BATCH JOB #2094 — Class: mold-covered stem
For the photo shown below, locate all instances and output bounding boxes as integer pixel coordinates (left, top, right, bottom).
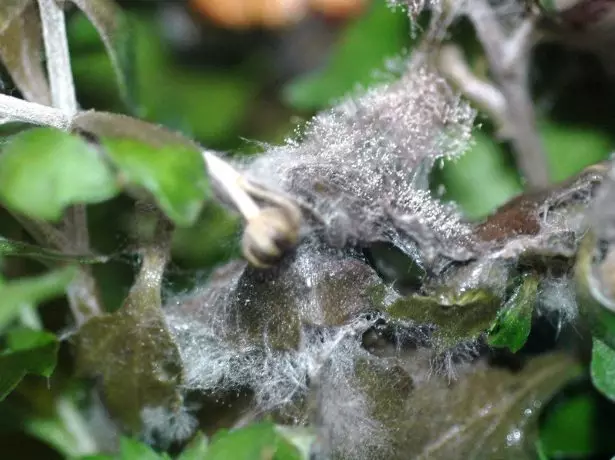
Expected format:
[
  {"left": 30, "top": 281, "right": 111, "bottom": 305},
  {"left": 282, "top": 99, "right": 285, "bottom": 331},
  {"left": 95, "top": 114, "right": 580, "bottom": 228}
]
[{"left": 37, "top": 0, "right": 78, "bottom": 115}]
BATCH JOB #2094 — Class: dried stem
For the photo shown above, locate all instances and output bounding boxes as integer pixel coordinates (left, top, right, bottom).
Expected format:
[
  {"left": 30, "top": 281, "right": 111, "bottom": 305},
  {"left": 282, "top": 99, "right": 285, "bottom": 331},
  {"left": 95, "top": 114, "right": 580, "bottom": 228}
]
[
  {"left": 446, "top": 0, "right": 549, "bottom": 190},
  {"left": 202, "top": 151, "right": 261, "bottom": 220},
  {"left": 37, "top": 0, "right": 77, "bottom": 115},
  {"left": 0, "top": 93, "right": 70, "bottom": 128}
]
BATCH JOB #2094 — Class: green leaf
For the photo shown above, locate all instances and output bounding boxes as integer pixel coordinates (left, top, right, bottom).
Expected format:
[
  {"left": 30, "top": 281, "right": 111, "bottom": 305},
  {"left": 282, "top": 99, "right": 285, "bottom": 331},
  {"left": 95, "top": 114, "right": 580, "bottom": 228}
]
[
  {"left": 101, "top": 137, "right": 209, "bottom": 226},
  {"left": 205, "top": 423, "right": 302, "bottom": 460},
  {"left": 0, "top": 128, "right": 120, "bottom": 221},
  {"left": 177, "top": 432, "right": 208, "bottom": 460},
  {"left": 68, "top": 0, "right": 135, "bottom": 109},
  {"left": 283, "top": 0, "right": 410, "bottom": 110},
  {"left": 438, "top": 131, "right": 522, "bottom": 219},
  {"left": 0, "top": 328, "right": 58, "bottom": 400},
  {"left": 0, "top": 236, "right": 110, "bottom": 264},
  {"left": 0, "top": 3, "right": 50, "bottom": 104},
  {"left": 487, "top": 275, "right": 538, "bottom": 353},
  {"left": 541, "top": 121, "right": 613, "bottom": 183},
  {"left": 539, "top": 381, "right": 615, "bottom": 458},
  {"left": 119, "top": 437, "right": 167, "bottom": 460},
  {"left": 590, "top": 338, "right": 615, "bottom": 402},
  {"left": 387, "top": 288, "right": 501, "bottom": 350},
  {"left": 0, "top": 266, "right": 77, "bottom": 331}
]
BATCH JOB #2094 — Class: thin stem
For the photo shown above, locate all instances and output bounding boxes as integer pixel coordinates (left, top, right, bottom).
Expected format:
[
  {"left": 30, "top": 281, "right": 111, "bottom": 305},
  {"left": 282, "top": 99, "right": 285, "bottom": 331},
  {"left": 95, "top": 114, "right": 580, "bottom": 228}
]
[
  {"left": 203, "top": 151, "right": 261, "bottom": 219},
  {"left": 465, "top": 0, "right": 549, "bottom": 190},
  {"left": 37, "top": 0, "right": 78, "bottom": 115},
  {"left": 0, "top": 93, "right": 70, "bottom": 129}
]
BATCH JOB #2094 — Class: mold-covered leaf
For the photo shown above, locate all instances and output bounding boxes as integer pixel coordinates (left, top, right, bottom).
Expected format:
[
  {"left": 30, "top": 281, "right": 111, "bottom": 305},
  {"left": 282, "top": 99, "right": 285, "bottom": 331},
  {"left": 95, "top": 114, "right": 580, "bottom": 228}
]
[
  {"left": 0, "top": 236, "right": 110, "bottom": 264},
  {"left": 0, "top": 3, "right": 50, "bottom": 105},
  {"left": 0, "top": 128, "right": 120, "bottom": 221},
  {"left": 204, "top": 422, "right": 302, "bottom": 460},
  {"left": 0, "top": 0, "right": 30, "bottom": 35},
  {"left": 487, "top": 275, "right": 538, "bottom": 353},
  {"left": 386, "top": 288, "right": 501, "bottom": 349},
  {"left": 283, "top": 0, "right": 410, "bottom": 110},
  {"left": 68, "top": 0, "right": 135, "bottom": 108},
  {"left": 74, "top": 241, "right": 184, "bottom": 433},
  {"left": 177, "top": 432, "right": 208, "bottom": 460},
  {"left": 0, "top": 328, "right": 59, "bottom": 400},
  {"left": 590, "top": 338, "right": 615, "bottom": 402},
  {"left": 247, "top": 63, "right": 477, "bottom": 265},
  {"left": 0, "top": 266, "right": 77, "bottom": 331},
  {"left": 101, "top": 137, "right": 209, "bottom": 227},
  {"left": 350, "top": 352, "right": 581, "bottom": 459}
]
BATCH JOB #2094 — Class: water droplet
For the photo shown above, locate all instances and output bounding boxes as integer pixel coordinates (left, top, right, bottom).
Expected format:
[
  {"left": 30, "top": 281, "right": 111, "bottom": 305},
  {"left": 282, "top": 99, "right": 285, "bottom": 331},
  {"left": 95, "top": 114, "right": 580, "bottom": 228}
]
[{"left": 506, "top": 428, "right": 522, "bottom": 446}]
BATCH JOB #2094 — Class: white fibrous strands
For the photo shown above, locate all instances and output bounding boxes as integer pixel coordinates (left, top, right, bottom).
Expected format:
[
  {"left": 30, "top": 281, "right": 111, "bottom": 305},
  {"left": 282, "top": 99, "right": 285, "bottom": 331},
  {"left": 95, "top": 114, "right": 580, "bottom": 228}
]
[{"left": 242, "top": 64, "right": 477, "bottom": 265}]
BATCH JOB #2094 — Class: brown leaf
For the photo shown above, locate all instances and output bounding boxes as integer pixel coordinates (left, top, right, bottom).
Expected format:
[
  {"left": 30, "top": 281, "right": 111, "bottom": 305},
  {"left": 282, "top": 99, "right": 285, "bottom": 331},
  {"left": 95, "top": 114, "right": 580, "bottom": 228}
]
[
  {"left": 0, "top": 3, "right": 50, "bottom": 105},
  {"left": 338, "top": 352, "right": 582, "bottom": 459},
  {"left": 0, "top": 0, "right": 30, "bottom": 36},
  {"left": 74, "top": 218, "right": 184, "bottom": 433},
  {"left": 72, "top": 110, "right": 201, "bottom": 150}
]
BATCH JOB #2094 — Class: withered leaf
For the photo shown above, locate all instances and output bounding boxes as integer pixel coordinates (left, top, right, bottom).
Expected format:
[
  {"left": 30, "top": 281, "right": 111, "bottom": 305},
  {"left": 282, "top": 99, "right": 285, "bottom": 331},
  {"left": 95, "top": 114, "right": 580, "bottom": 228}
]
[
  {"left": 68, "top": 0, "right": 135, "bottom": 107},
  {"left": 386, "top": 288, "right": 501, "bottom": 350},
  {"left": 72, "top": 110, "right": 200, "bottom": 150},
  {"left": 353, "top": 352, "right": 581, "bottom": 459},
  {"left": 0, "top": 0, "right": 30, "bottom": 36},
  {"left": 0, "top": 3, "right": 50, "bottom": 105},
  {"left": 170, "top": 245, "right": 387, "bottom": 352},
  {"left": 75, "top": 241, "right": 184, "bottom": 433}
]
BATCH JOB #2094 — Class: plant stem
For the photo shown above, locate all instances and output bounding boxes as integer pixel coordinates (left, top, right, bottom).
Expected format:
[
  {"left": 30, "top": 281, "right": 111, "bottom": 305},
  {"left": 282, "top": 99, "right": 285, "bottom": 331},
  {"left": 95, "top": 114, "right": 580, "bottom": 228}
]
[
  {"left": 37, "top": 0, "right": 78, "bottom": 115},
  {"left": 0, "top": 93, "right": 70, "bottom": 128}
]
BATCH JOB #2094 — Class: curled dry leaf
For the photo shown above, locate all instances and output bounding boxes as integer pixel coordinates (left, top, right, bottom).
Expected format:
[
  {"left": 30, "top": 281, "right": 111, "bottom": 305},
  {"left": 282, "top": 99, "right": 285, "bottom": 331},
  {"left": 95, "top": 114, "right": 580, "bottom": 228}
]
[{"left": 0, "top": 3, "right": 51, "bottom": 105}]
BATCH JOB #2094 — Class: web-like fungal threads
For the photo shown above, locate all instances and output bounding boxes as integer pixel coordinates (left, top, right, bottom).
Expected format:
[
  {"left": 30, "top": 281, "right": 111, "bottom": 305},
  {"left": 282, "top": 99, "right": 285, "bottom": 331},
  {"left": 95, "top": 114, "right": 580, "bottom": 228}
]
[{"left": 243, "top": 65, "right": 477, "bottom": 264}]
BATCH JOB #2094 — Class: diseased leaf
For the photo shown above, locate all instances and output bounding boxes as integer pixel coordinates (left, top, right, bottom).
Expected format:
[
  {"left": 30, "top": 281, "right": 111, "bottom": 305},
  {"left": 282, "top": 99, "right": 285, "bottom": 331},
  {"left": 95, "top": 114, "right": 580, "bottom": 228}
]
[
  {"left": 74, "top": 240, "right": 184, "bottom": 433},
  {"left": 0, "top": 266, "right": 77, "bottom": 331},
  {"left": 0, "top": 0, "right": 30, "bottom": 35},
  {"left": 72, "top": 111, "right": 201, "bottom": 151},
  {"left": 0, "top": 328, "right": 59, "bottom": 400},
  {"left": 591, "top": 338, "right": 615, "bottom": 402},
  {"left": 68, "top": 0, "right": 135, "bottom": 108},
  {"left": 283, "top": 0, "right": 410, "bottom": 110},
  {"left": 387, "top": 288, "right": 501, "bottom": 349},
  {"left": 0, "top": 236, "right": 110, "bottom": 264},
  {"left": 177, "top": 432, "right": 208, "bottom": 460},
  {"left": 487, "top": 275, "right": 538, "bottom": 353},
  {"left": 354, "top": 352, "right": 581, "bottom": 459},
  {"left": 0, "top": 128, "right": 120, "bottom": 221},
  {"left": 101, "top": 137, "right": 208, "bottom": 227},
  {"left": 204, "top": 422, "right": 302, "bottom": 460},
  {"left": 0, "top": 3, "right": 50, "bottom": 104}
]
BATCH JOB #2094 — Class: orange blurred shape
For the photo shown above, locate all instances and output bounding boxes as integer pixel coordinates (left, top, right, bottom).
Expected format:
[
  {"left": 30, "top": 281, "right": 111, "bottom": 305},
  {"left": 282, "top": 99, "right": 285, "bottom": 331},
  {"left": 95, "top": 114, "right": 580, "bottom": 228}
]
[
  {"left": 190, "top": 0, "right": 366, "bottom": 28},
  {"left": 310, "top": 0, "right": 367, "bottom": 18}
]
